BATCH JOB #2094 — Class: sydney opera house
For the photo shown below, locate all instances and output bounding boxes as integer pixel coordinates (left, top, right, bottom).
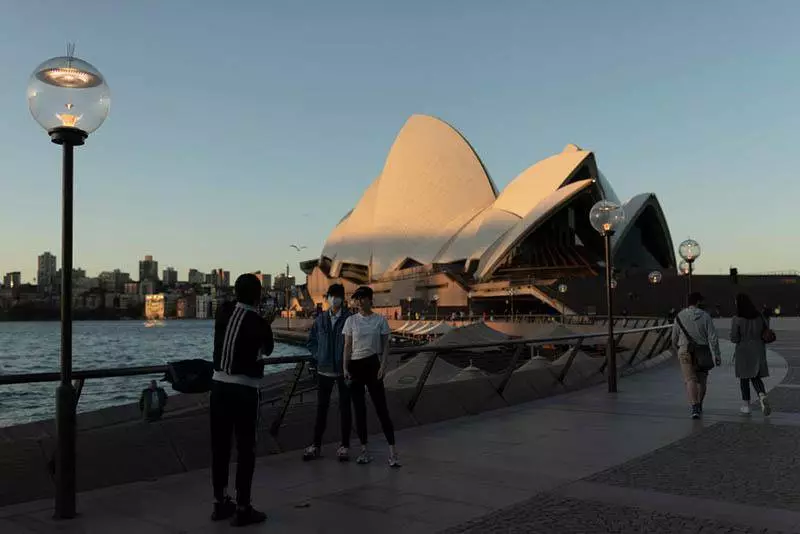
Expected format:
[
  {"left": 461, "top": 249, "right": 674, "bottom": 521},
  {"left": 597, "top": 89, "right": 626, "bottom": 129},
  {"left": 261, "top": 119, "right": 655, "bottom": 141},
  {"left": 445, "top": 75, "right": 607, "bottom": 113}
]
[{"left": 300, "top": 114, "right": 675, "bottom": 316}]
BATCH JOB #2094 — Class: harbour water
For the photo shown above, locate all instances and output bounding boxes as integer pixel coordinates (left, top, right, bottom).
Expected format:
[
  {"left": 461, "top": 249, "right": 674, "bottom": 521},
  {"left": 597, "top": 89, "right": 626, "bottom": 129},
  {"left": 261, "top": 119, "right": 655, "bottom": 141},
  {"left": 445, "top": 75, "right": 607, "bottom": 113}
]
[{"left": 0, "top": 320, "right": 306, "bottom": 428}]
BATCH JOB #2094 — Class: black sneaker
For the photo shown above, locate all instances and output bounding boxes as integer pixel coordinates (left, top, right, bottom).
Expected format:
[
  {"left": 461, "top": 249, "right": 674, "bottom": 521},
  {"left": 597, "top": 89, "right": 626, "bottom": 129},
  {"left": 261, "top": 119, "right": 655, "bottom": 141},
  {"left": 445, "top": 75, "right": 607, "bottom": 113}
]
[
  {"left": 211, "top": 497, "right": 236, "bottom": 521},
  {"left": 691, "top": 405, "right": 701, "bottom": 420},
  {"left": 231, "top": 505, "right": 267, "bottom": 527}
]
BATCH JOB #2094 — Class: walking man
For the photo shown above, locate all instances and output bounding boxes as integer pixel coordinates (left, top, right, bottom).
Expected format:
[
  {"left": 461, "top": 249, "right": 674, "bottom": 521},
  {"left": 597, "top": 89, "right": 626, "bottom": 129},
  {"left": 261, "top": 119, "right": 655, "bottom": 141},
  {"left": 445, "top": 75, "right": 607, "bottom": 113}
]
[
  {"left": 303, "top": 283, "right": 353, "bottom": 461},
  {"left": 210, "top": 273, "right": 274, "bottom": 526},
  {"left": 672, "top": 292, "right": 722, "bottom": 419}
]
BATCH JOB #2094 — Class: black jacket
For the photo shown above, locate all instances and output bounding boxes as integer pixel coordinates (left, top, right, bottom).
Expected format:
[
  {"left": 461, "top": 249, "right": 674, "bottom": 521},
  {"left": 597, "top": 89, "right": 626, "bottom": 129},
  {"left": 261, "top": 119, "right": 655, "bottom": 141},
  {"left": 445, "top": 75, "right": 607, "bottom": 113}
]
[{"left": 213, "top": 301, "right": 274, "bottom": 379}]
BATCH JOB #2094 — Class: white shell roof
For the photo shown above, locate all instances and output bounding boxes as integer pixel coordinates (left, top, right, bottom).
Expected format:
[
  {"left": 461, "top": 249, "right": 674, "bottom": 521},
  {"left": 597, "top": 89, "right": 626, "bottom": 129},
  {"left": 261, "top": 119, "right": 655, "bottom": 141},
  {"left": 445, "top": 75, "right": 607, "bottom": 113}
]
[
  {"left": 492, "top": 145, "right": 592, "bottom": 217},
  {"left": 611, "top": 193, "right": 671, "bottom": 255},
  {"left": 319, "top": 114, "right": 643, "bottom": 281},
  {"left": 321, "top": 114, "right": 497, "bottom": 275},
  {"left": 476, "top": 179, "right": 597, "bottom": 279}
]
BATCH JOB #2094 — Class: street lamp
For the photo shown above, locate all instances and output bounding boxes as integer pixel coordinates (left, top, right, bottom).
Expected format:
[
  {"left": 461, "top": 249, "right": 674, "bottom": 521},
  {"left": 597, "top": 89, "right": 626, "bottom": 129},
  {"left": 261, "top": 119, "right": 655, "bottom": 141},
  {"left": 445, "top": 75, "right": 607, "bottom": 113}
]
[
  {"left": 432, "top": 294, "right": 440, "bottom": 321},
  {"left": 589, "top": 200, "right": 626, "bottom": 393},
  {"left": 648, "top": 270, "right": 662, "bottom": 285},
  {"left": 28, "top": 46, "right": 110, "bottom": 520},
  {"left": 678, "top": 239, "right": 701, "bottom": 294},
  {"left": 507, "top": 288, "right": 516, "bottom": 321},
  {"left": 678, "top": 261, "right": 690, "bottom": 276},
  {"left": 558, "top": 283, "right": 568, "bottom": 323},
  {"left": 467, "top": 291, "right": 474, "bottom": 319},
  {"left": 406, "top": 296, "right": 413, "bottom": 321}
]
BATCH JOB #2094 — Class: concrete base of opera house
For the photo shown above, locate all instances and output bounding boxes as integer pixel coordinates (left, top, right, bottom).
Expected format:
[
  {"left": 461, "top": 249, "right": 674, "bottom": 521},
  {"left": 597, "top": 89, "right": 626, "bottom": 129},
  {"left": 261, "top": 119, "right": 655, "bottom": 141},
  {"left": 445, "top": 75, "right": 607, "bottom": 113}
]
[{"left": 0, "top": 340, "right": 674, "bottom": 508}]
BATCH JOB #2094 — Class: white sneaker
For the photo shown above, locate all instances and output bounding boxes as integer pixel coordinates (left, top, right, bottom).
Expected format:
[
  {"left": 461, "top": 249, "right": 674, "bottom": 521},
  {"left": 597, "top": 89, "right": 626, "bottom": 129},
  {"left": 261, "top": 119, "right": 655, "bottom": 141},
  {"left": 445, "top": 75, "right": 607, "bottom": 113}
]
[
  {"left": 740, "top": 404, "right": 752, "bottom": 415},
  {"left": 759, "top": 394, "right": 772, "bottom": 416}
]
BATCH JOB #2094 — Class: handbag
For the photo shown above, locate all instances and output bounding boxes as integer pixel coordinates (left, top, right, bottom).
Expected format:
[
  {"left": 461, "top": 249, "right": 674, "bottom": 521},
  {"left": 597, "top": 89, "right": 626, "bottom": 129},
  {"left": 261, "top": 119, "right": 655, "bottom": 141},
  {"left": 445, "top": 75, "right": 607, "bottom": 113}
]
[
  {"left": 760, "top": 314, "right": 776, "bottom": 344},
  {"left": 163, "top": 359, "right": 214, "bottom": 394},
  {"left": 675, "top": 316, "right": 715, "bottom": 372}
]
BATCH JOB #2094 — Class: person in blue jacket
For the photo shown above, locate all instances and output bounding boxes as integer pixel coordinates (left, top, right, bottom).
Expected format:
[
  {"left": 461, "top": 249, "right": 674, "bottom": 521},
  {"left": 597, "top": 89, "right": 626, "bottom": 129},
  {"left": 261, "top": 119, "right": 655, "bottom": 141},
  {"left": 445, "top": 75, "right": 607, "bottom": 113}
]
[{"left": 303, "top": 283, "right": 353, "bottom": 461}]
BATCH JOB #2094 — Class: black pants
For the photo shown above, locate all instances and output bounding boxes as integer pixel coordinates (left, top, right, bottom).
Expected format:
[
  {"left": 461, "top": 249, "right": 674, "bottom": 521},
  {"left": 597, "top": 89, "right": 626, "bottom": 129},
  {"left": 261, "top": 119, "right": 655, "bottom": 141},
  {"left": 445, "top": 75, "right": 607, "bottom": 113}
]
[
  {"left": 740, "top": 378, "right": 766, "bottom": 401},
  {"left": 313, "top": 375, "right": 352, "bottom": 448},
  {"left": 210, "top": 381, "right": 259, "bottom": 506},
  {"left": 349, "top": 355, "right": 395, "bottom": 446}
]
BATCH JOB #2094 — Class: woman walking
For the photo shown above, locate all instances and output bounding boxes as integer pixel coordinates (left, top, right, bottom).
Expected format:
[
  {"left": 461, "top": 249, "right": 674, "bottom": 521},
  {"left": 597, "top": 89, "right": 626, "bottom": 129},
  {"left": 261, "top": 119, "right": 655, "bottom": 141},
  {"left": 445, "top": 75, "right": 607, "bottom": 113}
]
[
  {"left": 731, "top": 293, "right": 772, "bottom": 416},
  {"left": 342, "top": 286, "right": 401, "bottom": 468}
]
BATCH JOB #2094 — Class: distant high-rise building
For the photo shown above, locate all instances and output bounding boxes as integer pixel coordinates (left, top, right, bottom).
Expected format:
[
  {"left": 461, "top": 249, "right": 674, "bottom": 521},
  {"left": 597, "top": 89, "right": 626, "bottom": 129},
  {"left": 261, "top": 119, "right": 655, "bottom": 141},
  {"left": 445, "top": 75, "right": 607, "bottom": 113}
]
[
  {"left": 188, "top": 269, "right": 205, "bottom": 285},
  {"left": 252, "top": 271, "right": 272, "bottom": 293},
  {"left": 138, "top": 255, "right": 159, "bottom": 282},
  {"left": 204, "top": 272, "right": 215, "bottom": 285},
  {"left": 37, "top": 252, "right": 57, "bottom": 293},
  {"left": 3, "top": 271, "right": 21, "bottom": 289},
  {"left": 163, "top": 267, "right": 178, "bottom": 287},
  {"left": 98, "top": 269, "right": 131, "bottom": 292},
  {"left": 55, "top": 268, "right": 86, "bottom": 285},
  {"left": 214, "top": 268, "right": 230, "bottom": 288},
  {"left": 273, "top": 273, "right": 296, "bottom": 292}
]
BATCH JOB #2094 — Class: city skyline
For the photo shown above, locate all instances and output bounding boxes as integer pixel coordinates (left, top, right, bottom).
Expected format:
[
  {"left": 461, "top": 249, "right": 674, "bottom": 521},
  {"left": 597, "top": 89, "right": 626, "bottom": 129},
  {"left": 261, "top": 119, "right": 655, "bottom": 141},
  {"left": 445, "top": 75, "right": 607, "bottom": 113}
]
[
  {"left": 1, "top": 2, "right": 799, "bottom": 277},
  {"left": 4, "top": 251, "right": 288, "bottom": 287}
]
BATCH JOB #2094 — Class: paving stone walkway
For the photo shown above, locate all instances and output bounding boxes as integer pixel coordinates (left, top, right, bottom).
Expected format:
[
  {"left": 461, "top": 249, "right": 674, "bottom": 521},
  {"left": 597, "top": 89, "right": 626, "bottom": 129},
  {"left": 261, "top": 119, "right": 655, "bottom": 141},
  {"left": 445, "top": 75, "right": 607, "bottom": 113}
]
[{"left": 1, "top": 328, "right": 799, "bottom": 533}]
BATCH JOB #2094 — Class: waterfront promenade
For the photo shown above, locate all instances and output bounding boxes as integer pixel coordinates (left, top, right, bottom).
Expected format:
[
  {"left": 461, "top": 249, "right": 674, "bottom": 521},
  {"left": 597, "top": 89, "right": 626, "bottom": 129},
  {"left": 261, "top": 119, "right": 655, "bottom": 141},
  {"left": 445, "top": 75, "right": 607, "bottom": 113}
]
[{"left": 2, "top": 326, "right": 800, "bottom": 533}]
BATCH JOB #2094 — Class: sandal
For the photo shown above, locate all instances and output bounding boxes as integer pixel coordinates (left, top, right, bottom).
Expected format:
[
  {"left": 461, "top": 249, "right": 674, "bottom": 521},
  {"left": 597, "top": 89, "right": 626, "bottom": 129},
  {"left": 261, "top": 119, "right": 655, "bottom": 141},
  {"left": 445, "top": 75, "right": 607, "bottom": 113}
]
[{"left": 302, "top": 445, "right": 320, "bottom": 461}]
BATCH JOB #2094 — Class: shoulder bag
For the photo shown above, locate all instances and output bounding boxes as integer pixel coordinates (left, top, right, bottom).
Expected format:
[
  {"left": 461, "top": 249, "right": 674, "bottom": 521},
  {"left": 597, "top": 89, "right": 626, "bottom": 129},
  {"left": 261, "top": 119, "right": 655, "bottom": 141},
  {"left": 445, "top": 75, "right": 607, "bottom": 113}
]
[
  {"left": 675, "top": 316, "right": 715, "bottom": 372},
  {"left": 760, "top": 314, "right": 776, "bottom": 344}
]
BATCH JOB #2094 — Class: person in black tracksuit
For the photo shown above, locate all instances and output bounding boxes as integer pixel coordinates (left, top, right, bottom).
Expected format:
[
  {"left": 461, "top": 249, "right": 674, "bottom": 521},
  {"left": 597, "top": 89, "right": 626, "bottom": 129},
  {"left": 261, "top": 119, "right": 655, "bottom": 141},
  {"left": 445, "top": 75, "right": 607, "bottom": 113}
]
[{"left": 210, "top": 273, "right": 274, "bottom": 527}]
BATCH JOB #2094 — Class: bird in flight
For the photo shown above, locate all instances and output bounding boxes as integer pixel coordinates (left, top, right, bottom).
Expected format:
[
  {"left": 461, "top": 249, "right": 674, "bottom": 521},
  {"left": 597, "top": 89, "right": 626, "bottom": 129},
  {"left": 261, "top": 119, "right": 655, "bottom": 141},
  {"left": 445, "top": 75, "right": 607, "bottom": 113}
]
[{"left": 290, "top": 244, "right": 307, "bottom": 251}]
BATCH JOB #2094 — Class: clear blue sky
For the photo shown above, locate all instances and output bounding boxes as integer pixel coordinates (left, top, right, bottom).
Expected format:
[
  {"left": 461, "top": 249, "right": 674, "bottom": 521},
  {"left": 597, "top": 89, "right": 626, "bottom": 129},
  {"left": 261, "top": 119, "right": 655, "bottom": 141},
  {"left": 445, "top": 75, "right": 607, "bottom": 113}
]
[{"left": 1, "top": 0, "right": 798, "bottom": 281}]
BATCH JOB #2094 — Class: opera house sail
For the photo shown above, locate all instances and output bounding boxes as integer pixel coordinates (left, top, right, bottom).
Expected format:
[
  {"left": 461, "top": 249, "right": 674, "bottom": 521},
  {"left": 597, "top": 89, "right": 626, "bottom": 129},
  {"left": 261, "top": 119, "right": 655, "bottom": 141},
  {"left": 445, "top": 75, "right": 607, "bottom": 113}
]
[{"left": 300, "top": 114, "right": 674, "bottom": 315}]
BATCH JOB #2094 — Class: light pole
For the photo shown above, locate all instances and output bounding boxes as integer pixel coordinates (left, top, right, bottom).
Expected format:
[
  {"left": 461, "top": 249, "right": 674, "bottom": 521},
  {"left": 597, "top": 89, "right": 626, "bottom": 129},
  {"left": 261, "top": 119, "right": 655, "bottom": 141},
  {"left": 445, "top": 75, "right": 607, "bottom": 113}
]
[
  {"left": 558, "top": 283, "right": 568, "bottom": 323},
  {"left": 28, "top": 46, "right": 110, "bottom": 519},
  {"left": 406, "top": 296, "right": 412, "bottom": 321},
  {"left": 589, "top": 200, "right": 626, "bottom": 394},
  {"left": 678, "top": 239, "right": 701, "bottom": 296},
  {"left": 432, "top": 294, "right": 440, "bottom": 321},
  {"left": 467, "top": 291, "right": 474, "bottom": 320}
]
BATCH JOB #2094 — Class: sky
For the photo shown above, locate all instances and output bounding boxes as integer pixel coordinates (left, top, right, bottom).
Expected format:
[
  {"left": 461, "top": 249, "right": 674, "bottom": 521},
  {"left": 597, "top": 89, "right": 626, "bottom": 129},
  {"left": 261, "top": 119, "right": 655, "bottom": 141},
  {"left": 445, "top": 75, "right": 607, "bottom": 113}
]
[{"left": 1, "top": 0, "right": 798, "bottom": 282}]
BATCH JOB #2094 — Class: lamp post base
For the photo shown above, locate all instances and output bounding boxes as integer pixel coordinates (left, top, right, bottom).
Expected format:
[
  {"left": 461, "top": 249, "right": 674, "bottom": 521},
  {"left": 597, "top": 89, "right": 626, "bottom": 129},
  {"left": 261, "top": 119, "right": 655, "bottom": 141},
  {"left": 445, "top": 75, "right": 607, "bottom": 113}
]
[{"left": 54, "top": 382, "right": 77, "bottom": 519}]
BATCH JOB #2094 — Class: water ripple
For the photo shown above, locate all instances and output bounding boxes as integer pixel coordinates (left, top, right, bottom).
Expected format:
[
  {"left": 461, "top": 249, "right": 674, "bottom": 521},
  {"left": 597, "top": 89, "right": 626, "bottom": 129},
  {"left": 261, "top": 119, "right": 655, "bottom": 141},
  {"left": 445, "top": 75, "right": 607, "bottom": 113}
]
[{"left": 0, "top": 320, "right": 306, "bottom": 427}]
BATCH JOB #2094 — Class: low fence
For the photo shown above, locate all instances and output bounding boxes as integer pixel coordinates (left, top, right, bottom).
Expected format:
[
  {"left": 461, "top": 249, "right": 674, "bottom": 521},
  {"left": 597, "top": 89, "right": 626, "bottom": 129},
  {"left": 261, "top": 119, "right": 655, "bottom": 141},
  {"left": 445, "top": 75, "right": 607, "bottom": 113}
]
[{"left": 0, "top": 319, "right": 674, "bottom": 508}]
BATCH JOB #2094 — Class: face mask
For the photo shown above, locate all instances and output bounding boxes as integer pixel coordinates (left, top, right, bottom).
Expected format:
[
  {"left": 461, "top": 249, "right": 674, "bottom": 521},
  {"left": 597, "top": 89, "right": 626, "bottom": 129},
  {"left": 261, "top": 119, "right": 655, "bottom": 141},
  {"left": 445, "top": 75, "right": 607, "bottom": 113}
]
[{"left": 328, "top": 296, "right": 342, "bottom": 308}]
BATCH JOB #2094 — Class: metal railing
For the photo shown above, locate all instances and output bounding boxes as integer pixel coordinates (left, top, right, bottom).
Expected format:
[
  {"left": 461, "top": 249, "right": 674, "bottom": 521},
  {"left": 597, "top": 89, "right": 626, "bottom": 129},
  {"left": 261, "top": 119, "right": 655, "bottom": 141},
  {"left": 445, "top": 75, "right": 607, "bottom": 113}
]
[
  {"left": 0, "top": 321, "right": 674, "bottom": 426},
  {"left": 0, "top": 319, "right": 674, "bottom": 517}
]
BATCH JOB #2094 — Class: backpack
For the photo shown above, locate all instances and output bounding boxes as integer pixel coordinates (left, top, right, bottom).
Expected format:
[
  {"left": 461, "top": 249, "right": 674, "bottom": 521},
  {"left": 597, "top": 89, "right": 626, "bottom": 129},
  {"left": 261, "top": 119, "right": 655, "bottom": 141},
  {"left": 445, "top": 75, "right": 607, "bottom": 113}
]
[{"left": 163, "top": 359, "right": 214, "bottom": 394}]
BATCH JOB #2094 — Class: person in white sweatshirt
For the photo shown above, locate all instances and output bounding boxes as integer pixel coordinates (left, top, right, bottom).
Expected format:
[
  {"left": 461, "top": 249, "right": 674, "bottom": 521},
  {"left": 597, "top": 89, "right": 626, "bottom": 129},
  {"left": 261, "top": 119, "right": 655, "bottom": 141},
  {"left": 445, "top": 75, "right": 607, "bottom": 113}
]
[{"left": 672, "top": 292, "right": 722, "bottom": 419}]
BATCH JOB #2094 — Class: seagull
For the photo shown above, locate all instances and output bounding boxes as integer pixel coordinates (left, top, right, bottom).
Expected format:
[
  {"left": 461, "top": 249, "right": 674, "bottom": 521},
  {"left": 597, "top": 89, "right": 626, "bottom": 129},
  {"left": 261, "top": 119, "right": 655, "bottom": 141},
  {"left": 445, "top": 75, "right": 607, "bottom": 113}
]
[{"left": 290, "top": 244, "right": 307, "bottom": 251}]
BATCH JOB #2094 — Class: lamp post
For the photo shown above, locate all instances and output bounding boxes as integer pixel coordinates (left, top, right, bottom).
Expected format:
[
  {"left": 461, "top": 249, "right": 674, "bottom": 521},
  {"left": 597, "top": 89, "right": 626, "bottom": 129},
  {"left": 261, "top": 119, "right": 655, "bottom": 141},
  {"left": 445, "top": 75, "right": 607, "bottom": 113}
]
[
  {"left": 507, "top": 288, "right": 516, "bottom": 321},
  {"left": 467, "top": 291, "right": 474, "bottom": 320},
  {"left": 432, "top": 294, "right": 440, "bottom": 321},
  {"left": 406, "top": 296, "right": 412, "bottom": 321},
  {"left": 648, "top": 270, "right": 662, "bottom": 316},
  {"left": 28, "top": 46, "right": 110, "bottom": 520},
  {"left": 678, "top": 239, "right": 701, "bottom": 296},
  {"left": 558, "top": 283, "right": 568, "bottom": 323},
  {"left": 589, "top": 200, "right": 626, "bottom": 393}
]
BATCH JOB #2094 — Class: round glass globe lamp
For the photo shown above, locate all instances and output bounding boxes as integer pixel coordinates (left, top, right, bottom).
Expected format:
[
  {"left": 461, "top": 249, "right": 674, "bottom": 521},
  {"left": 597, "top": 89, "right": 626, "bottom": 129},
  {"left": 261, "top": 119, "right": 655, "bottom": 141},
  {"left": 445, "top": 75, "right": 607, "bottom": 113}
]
[
  {"left": 432, "top": 295, "right": 440, "bottom": 302},
  {"left": 648, "top": 271, "right": 663, "bottom": 285},
  {"left": 28, "top": 55, "right": 110, "bottom": 137},
  {"left": 678, "top": 261, "right": 690, "bottom": 275},
  {"left": 558, "top": 283, "right": 568, "bottom": 294},
  {"left": 678, "top": 239, "right": 701, "bottom": 263},
  {"left": 589, "top": 200, "right": 626, "bottom": 235},
  {"left": 610, "top": 278, "right": 618, "bottom": 290}
]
